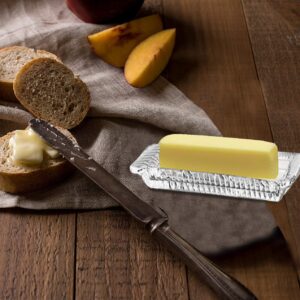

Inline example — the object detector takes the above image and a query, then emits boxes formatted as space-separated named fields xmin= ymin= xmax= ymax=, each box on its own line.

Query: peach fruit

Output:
xmin=88 ymin=15 xmax=163 ymax=67
xmin=124 ymin=29 xmax=176 ymax=88
xmin=66 ymin=0 xmax=144 ymax=24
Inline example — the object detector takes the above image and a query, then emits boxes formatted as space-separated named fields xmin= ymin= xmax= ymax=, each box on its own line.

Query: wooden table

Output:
xmin=0 ymin=0 xmax=299 ymax=299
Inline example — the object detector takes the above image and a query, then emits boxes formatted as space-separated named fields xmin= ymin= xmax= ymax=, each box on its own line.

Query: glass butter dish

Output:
xmin=130 ymin=144 xmax=300 ymax=202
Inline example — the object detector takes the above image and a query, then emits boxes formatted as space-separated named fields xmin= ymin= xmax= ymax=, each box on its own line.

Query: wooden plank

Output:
xmin=241 ymin=0 xmax=300 ymax=278
xmin=76 ymin=211 xmax=189 ymax=300
xmin=162 ymin=0 xmax=300 ymax=298
xmin=0 ymin=210 xmax=75 ymax=299
xmin=188 ymin=240 xmax=300 ymax=300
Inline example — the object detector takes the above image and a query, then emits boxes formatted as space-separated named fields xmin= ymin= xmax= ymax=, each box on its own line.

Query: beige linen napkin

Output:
xmin=0 ymin=0 xmax=277 ymax=256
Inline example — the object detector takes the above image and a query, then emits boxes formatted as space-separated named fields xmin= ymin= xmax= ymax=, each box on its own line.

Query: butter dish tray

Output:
xmin=130 ymin=144 xmax=300 ymax=202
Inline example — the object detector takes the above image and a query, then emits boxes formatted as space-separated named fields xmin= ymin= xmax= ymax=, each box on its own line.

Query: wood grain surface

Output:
xmin=241 ymin=0 xmax=300 ymax=278
xmin=0 ymin=0 xmax=299 ymax=299
xmin=76 ymin=211 xmax=188 ymax=300
xmin=0 ymin=210 xmax=75 ymax=299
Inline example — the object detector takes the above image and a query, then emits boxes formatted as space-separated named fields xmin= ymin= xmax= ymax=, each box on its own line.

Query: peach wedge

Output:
xmin=88 ymin=15 xmax=163 ymax=67
xmin=124 ymin=29 xmax=176 ymax=88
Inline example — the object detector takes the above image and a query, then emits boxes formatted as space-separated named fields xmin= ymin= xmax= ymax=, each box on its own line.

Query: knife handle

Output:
xmin=153 ymin=224 xmax=257 ymax=300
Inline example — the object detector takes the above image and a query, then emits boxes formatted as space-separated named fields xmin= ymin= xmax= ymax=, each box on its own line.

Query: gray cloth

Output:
xmin=0 ymin=0 xmax=276 ymax=256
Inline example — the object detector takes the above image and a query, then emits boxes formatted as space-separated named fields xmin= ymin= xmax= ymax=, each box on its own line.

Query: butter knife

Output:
xmin=30 ymin=118 xmax=257 ymax=300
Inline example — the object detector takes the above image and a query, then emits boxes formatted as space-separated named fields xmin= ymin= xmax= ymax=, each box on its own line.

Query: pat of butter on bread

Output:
xmin=9 ymin=128 xmax=59 ymax=166
xmin=159 ymin=134 xmax=278 ymax=179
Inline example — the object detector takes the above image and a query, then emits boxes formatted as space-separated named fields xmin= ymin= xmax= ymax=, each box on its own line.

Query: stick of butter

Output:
xmin=159 ymin=134 xmax=278 ymax=179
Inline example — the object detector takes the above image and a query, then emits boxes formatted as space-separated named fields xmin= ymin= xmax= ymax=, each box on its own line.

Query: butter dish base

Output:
xmin=130 ymin=144 xmax=300 ymax=202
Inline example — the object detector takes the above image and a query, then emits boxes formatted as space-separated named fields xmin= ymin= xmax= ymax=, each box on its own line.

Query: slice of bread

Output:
xmin=0 ymin=128 xmax=75 ymax=193
xmin=0 ymin=46 xmax=59 ymax=102
xmin=13 ymin=58 xmax=90 ymax=129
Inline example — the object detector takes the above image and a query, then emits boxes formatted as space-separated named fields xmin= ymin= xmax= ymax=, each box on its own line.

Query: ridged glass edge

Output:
xmin=130 ymin=144 xmax=300 ymax=202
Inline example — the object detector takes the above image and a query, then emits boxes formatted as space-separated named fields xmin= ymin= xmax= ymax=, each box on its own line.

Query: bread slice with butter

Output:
xmin=0 ymin=46 xmax=60 ymax=102
xmin=13 ymin=57 xmax=90 ymax=129
xmin=0 ymin=127 xmax=75 ymax=193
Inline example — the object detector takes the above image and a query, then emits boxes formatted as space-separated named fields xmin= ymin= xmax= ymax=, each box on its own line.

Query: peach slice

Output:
xmin=124 ymin=29 xmax=176 ymax=88
xmin=88 ymin=15 xmax=163 ymax=67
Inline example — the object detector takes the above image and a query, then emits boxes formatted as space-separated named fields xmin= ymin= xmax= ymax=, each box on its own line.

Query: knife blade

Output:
xmin=30 ymin=118 xmax=257 ymax=300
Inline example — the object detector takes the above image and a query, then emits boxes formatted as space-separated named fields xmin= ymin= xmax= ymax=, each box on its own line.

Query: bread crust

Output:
xmin=0 ymin=80 xmax=17 ymax=102
xmin=0 ymin=161 xmax=74 ymax=193
xmin=0 ymin=46 xmax=59 ymax=102
xmin=0 ymin=130 xmax=75 ymax=194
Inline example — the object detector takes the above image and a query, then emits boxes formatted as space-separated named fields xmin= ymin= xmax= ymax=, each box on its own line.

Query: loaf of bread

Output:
xmin=0 ymin=46 xmax=59 ymax=102
xmin=13 ymin=58 xmax=90 ymax=129
xmin=0 ymin=128 xmax=75 ymax=193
